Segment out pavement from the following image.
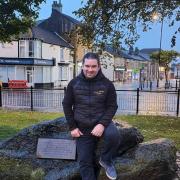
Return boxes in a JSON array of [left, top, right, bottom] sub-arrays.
[[114, 79, 177, 91]]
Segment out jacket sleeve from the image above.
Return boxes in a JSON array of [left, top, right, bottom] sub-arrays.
[[98, 82, 118, 127], [62, 80, 77, 130]]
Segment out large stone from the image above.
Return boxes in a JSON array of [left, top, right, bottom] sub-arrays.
[[0, 117, 177, 180], [100, 138, 177, 180]]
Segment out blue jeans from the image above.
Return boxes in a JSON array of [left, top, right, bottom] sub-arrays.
[[76, 122, 121, 180]]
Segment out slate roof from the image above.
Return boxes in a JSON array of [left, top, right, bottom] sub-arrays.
[[60, 12, 80, 25], [105, 46, 151, 61], [140, 48, 160, 54], [20, 26, 73, 48], [37, 10, 80, 27], [38, 9, 80, 36]]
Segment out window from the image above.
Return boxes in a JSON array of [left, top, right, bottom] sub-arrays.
[[19, 39, 42, 58], [60, 66, 68, 80], [65, 23, 68, 32], [29, 40, 34, 57], [0, 66, 15, 82], [43, 67, 51, 83], [36, 41, 42, 58], [19, 40, 26, 57], [60, 48, 64, 61]]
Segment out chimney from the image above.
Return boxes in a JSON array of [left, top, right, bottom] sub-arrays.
[[129, 46, 133, 55], [52, 0, 62, 13]]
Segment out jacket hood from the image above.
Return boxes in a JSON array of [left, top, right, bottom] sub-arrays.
[[77, 69, 105, 81]]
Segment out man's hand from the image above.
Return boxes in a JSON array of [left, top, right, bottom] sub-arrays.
[[71, 128, 83, 137], [91, 124, 105, 137]]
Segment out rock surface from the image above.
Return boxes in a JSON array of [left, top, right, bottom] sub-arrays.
[[0, 117, 177, 180]]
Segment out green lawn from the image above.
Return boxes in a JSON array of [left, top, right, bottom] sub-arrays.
[[0, 109, 63, 139], [116, 115, 180, 150], [0, 109, 179, 149]]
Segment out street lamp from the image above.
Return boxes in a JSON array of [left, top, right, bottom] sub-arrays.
[[152, 12, 164, 88]]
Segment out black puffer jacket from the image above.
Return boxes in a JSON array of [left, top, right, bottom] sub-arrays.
[[62, 70, 118, 130]]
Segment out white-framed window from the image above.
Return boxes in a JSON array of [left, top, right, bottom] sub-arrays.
[[29, 40, 34, 57], [19, 39, 42, 58], [0, 66, 15, 82], [59, 66, 68, 81], [43, 67, 51, 83], [19, 40, 26, 57], [60, 48, 64, 61]]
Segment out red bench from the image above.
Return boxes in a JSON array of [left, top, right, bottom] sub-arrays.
[[8, 80, 28, 89]]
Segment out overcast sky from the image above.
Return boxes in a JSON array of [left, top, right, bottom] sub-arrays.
[[38, 0, 180, 52]]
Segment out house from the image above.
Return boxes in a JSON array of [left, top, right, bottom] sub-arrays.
[[0, 1, 88, 88], [103, 46, 153, 82], [38, 1, 90, 75], [139, 48, 160, 80]]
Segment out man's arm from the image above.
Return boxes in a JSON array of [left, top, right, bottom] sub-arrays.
[[62, 80, 77, 130], [98, 82, 118, 127]]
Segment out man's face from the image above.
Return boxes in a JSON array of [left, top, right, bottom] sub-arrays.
[[82, 58, 100, 79]]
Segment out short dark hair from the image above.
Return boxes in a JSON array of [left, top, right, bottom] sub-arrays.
[[82, 52, 100, 66]]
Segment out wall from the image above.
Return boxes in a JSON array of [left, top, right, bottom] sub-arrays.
[[0, 41, 18, 57]]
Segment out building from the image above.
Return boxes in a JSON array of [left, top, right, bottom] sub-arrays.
[[0, 1, 88, 88], [104, 46, 153, 82]]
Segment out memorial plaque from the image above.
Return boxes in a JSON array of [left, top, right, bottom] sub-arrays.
[[36, 138, 76, 160]]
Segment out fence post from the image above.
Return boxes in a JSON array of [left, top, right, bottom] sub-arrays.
[[150, 81, 152, 91], [136, 88, 139, 115], [176, 89, 180, 117], [0, 86, 2, 107], [30, 86, 33, 111]]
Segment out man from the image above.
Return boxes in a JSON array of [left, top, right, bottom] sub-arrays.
[[63, 52, 120, 180]]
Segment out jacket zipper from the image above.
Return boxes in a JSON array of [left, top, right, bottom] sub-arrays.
[[89, 81, 91, 121]]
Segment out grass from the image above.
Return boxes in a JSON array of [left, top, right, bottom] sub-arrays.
[[0, 157, 45, 180], [0, 110, 179, 178], [115, 115, 180, 150], [0, 109, 179, 149], [0, 109, 63, 140]]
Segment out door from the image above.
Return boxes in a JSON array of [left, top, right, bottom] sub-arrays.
[[25, 67, 34, 86]]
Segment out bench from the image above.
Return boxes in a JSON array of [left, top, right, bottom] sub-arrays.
[[8, 80, 28, 89]]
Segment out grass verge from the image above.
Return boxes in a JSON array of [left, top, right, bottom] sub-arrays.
[[0, 110, 179, 178], [0, 109, 179, 149], [0, 109, 63, 140], [116, 115, 180, 150]]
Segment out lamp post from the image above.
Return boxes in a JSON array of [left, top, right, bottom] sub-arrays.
[[157, 18, 164, 88], [152, 13, 164, 88]]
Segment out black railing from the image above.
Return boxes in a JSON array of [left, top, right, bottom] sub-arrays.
[[0, 87, 180, 117]]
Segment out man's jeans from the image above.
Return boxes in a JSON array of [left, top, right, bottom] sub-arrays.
[[76, 122, 121, 180]]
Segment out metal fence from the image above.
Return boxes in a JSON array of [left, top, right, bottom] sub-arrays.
[[0, 87, 180, 117]]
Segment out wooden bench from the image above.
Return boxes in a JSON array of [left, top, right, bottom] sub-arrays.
[[8, 80, 28, 89]]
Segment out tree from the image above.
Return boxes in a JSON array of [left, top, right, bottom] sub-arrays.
[[74, 0, 180, 48], [150, 50, 179, 82], [0, 0, 45, 42]]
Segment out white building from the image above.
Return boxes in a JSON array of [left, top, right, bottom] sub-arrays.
[[0, 1, 84, 88], [0, 26, 74, 88]]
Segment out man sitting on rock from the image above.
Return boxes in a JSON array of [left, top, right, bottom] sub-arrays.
[[63, 52, 120, 180]]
